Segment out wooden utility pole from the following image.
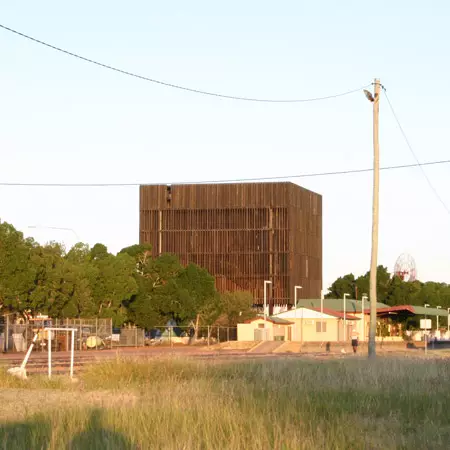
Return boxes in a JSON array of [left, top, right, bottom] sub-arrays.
[[368, 78, 381, 358]]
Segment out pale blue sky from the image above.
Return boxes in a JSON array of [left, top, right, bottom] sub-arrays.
[[1, 1, 449, 291]]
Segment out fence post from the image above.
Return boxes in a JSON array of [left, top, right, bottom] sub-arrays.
[[66, 318, 69, 352], [110, 319, 113, 350], [95, 318, 98, 350], [5, 314, 9, 353], [227, 327, 230, 342], [25, 319, 28, 352], [135, 327, 138, 348], [48, 328, 52, 379], [79, 320, 82, 351], [207, 326, 210, 347], [217, 326, 220, 344], [170, 327, 173, 348]]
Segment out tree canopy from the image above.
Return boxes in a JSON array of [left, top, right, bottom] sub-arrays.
[[326, 265, 450, 309], [0, 221, 253, 328]]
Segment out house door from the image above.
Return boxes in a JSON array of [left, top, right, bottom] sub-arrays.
[[287, 327, 292, 341]]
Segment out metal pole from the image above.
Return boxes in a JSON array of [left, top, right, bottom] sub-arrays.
[[66, 318, 69, 351], [343, 293, 350, 342], [448, 308, 450, 334], [368, 78, 381, 358], [5, 314, 9, 353], [25, 320, 28, 352], [264, 280, 272, 341], [425, 304, 429, 356], [362, 295, 368, 342], [294, 286, 302, 341], [436, 306, 441, 337], [344, 296, 346, 341], [320, 290, 324, 333]]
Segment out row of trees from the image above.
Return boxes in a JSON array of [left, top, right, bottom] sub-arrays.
[[327, 266, 450, 309], [0, 222, 255, 328]]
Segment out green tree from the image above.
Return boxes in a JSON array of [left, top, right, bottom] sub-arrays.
[[89, 251, 138, 326], [326, 266, 391, 302], [28, 242, 73, 317], [385, 276, 421, 306], [326, 273, 356, 299], [122, 245, 219, 329], [0, 222, 38, 313], [216, 291, 256, 326]]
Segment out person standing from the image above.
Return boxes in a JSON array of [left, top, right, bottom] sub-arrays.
[[351, 329, 359, 354]]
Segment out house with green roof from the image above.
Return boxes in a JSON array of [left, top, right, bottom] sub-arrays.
[[237, 298, 448, 342]]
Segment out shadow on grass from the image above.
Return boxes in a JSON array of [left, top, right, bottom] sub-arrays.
[[0, 417, 51, 449], [0, 410, 137, 450], [69, 409, 137, 450]]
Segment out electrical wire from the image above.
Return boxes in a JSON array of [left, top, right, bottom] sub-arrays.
[[383, 88, 450, 215], [0, 23, 370, 103], [1, 159, 449, 187]]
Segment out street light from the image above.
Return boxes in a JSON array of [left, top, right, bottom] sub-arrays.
[[294, 286, 302, 340], [343, 293, 350, 341], [320, 289, 325, 333], [448, 308, 450, 334], [27, 225, 80, 242], [437, 306, 441, 336], [362, 294, 368, 342], [263, 280, 272, 341], [365, 79, 381, 359], [424, 303, 430, 355]]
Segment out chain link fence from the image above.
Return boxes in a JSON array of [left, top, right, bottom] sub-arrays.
[[1, 314, 238, 352], [0, 315, 113, 353], [145, 326, 238, 347], [112, 327, 145, 348]]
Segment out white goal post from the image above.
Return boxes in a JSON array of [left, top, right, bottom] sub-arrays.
[[45, 327, 77, 379]]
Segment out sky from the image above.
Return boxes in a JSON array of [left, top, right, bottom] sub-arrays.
[[1, 1, 450, 292]]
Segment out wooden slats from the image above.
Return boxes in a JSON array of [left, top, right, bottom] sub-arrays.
[[140, 182, 322, 307]]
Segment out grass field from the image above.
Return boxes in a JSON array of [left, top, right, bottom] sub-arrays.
[[0, 356, 449, 449]]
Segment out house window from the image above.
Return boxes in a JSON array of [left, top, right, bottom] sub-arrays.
[[258, 324, 265, 329], [316, 321, 327, 333]]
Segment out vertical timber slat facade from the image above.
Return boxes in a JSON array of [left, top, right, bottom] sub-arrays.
[[139, 182, 322, 308]]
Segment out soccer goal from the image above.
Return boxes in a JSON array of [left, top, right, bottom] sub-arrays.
[[45, 327, 78, 379]]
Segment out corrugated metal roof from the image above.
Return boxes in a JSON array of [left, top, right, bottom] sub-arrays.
[[245, 316, 293, 325], [282, 299, 389, 314], [310, 307, 360, 320], [377, 305, 448, 317]]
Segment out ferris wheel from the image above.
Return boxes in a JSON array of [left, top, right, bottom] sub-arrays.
[[394, 253, 417, 282]]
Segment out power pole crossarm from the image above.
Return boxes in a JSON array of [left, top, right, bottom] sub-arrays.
[[368, 78, 381, 358]]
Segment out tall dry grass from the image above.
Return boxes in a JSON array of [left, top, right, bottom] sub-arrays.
[[0, 357, 449, 449]]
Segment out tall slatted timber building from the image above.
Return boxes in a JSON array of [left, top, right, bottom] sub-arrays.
[[139, 182, 322, 310]]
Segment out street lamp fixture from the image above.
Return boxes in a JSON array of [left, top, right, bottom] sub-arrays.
[[320, 290, 325, 333], [27, 225, 80, 242], [263, 280, 272, 341], [294, 286, 302, 340], [437, 306, 441, 336], [343, 293, 351, 341], [424, 303, 430, 355], [361, 294, 368, 342], [448, 308, 450, 334]]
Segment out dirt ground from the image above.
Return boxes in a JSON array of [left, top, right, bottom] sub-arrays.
[[1, 341, 450, 369]]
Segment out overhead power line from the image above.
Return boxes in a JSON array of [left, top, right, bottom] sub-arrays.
[[383, 89, 450, 215], [0, 23, 369, 103], [0, 159, 449, 187]]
